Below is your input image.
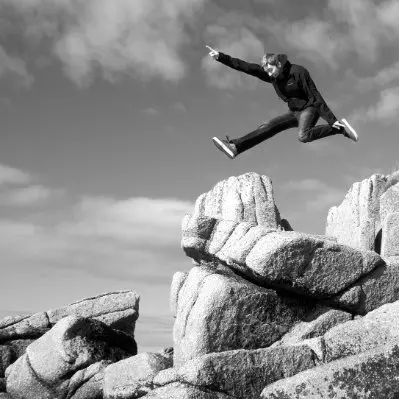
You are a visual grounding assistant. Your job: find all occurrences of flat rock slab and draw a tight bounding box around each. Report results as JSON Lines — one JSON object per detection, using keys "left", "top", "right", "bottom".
{"left": 0, "top": 291, "right": 140, "bottom": 344}
{"left": 173, "top": 264, "right": 318, "bottom": 366}
{"left": 192, "top": 172, "right": 282, "bottom": 228}
{"left": 261, "top": 340, "right": 399, "bottom": 398}
{"left": 182, "top": 216, "right": 383, "bottom": 300}
{"left": 153, "top": 343, "right": 317, "bottom": 399}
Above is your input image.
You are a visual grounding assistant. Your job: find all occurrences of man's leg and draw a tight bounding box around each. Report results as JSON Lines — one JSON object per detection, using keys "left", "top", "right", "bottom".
{"left": 297, "top": 107, "right": 339, "bottom": 143}
{"left": 231, "top": 111, "right": 298, "bottom": 154}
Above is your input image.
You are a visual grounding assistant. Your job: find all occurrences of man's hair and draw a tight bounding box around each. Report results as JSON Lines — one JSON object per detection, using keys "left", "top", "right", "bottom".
{"left": 261, "top": 53, "right": 288, "bottom": 68}
{"left": 261, "top": 53, "right": 278, "bottom": 67}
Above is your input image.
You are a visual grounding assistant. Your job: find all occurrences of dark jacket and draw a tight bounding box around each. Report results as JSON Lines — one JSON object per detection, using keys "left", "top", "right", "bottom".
{"left": 217, "top": 52, "right": 337, "bottom": 125}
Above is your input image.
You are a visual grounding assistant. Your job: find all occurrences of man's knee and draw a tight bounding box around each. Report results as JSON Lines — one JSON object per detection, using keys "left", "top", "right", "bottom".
{"left": 298, "top": 130, "right": 311, "bottom": 143}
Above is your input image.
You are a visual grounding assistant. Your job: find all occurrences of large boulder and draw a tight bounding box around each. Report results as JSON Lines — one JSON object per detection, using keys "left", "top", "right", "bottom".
{"left": 192, "top": 172, "right": 282, "bottom": 228}
{"left": 326, "top": 174, "right": 387, "bottom": 252}
{"left": 104, "top": 351, "right": 173, "bottom": 399}
{"left": 182, "top": 216, "right": 388, "bottom": 313}
{"left": 261, "top": 340, "right": 399, "bottom": 398}
{"left": 173, "top": 264, "right": 318, "bottom": 366}
{"left": 5, "top": 316, "right": 137, "bottom": 399}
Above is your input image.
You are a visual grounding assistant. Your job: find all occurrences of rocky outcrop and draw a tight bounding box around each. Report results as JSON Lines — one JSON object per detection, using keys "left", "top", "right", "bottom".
{"left": 6, "top": 316, "right": 137, "bottom": 399}
{"left": 2, "top": 170, "right": 399, "bottom": 398}
{"left": 326, "top": 174, "right": 387, "bottom": 252}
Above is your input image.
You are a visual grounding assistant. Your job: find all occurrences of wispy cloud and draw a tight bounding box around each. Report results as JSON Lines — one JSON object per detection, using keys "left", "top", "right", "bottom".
{"left": 0, "top": 162, "right": 193, "bottom": 283}
{"left": 0, "top": 185, "right": 61, "bottom": 207}
{"left": 142, "top": 108, "right": 159, "bottom": 116}
{"left": 350, "top": 86, "right": 399, "bottom": 124}
{"left": 2, "top": 0, "right": 208, "bottom": 87}
{"left": 0, "top": 45, "right": 34, "bottom": 88}
{"left": 0, "top": 164, "right": 31, "bottom": 186}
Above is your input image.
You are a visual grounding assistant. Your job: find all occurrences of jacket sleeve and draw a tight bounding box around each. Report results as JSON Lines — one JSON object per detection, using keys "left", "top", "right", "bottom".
{"left": 300, "top": 68, "right": 337, "bottom": 125}
{"left": 217, "top": 52, "right": 271, "bottom": 83}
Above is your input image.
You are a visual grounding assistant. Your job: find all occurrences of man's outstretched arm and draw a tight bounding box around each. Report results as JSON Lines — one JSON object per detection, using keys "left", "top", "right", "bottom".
{"left": 206, "top": 45, "right": 271, "bottom": 82}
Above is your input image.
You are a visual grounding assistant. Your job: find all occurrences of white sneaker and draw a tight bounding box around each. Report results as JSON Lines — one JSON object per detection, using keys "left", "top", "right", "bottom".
{"left": 341, "top": 118, "right": 359, "bottom": 142}
{"left": 212, "top": 136, "right": 238, "bottom": 159}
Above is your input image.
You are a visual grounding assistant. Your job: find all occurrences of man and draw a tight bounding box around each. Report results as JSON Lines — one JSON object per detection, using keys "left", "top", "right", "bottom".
{"left": 206, "top": 45, "right": 358, "bottom": 159}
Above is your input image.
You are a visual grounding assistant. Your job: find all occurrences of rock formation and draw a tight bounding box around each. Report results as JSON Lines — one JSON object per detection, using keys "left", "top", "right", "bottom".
{"left": 2, "top": 170, "right": 399, "bottom": 398}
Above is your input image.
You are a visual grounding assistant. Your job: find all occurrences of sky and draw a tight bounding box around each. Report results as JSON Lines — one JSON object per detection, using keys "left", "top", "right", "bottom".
{"left": 1, "top": 0, "right": 399, "bottom": 352}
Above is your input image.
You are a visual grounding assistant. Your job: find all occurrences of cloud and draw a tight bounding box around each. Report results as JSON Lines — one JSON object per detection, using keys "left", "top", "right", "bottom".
{"left": 0, "top": 164, "right": 31, "bottom": 185}
{"left": 0, "top": 45, "right": 34, "bottom": 88}
{"left": 0, "top": 185, "right": 61, "bottom": 207}
{"left": 2, "top": 0, "right": 208, "bottom": 86}
{"left": 0, "top": 188, "right": 193, "bottom": 282}
{"left": 355, "top": 61, "right": 399, "bottom": 91}
{"left": 202, "top": 25, "right": 264, "bottom": 89}
{"left": 350, "top": 86, "right": 399, "bottom": 124}
{"left": 282, "top": 178, "right": 346, "bottom": 211}
{"left": 142, "top": 108, "right": 159, "bottom": 116}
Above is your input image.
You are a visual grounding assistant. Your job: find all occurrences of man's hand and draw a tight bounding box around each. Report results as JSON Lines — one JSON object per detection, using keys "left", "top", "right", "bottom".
{"left": 332, "top": 121, "right": 345, "bottom": 130}
{"left": 206, "top": 45, "right": 219, "bottom": 60}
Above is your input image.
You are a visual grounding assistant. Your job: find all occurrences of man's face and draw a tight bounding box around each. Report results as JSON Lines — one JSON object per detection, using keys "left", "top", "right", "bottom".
{"left": 263, "top": 62, "right": 281, "bottom": 78}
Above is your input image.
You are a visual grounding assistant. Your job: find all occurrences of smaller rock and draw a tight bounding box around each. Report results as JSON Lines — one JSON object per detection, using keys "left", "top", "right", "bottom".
{"left": 104, "top": 352, "right": 173, "bottom": 399}
{"left": 6, "top": 316, "right": 137, "bottom": 399}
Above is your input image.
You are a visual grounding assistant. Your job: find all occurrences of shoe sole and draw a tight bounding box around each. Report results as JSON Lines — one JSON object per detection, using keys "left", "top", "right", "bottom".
{"left": 212, "top": 137, "right": 236, "bottom": 159}
{"left": 341, "top": 118, "right": 359, "bottom": 142}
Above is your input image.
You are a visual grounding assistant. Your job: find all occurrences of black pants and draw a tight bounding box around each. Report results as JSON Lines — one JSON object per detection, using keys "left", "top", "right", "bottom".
{"left": 232, "top": 107, "right": 339, "bottom": 154}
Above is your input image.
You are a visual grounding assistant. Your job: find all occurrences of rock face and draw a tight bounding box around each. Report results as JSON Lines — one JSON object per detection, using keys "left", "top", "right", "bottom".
{"left": 192, "top": 172, "right": 282, "bottom": 228}
{"left": 173, "top": 264, "right": 318, "bottom": 366}
{"left": 326, "top": 174, "right": 387, "bottom": 252}
{"left": 261, "top": 341, "right": 399, "bottom": 398}
{"left": 6, "top": 316, "right": 137, "bottom": 399}
{"left": 3, "top": 170, "right": 399, "bottom": 398}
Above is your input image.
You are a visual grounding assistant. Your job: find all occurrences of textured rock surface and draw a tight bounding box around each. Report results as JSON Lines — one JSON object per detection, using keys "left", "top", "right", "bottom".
{"left": 0, "top": 312, "right": 50, "bottom": 342}
{"left": 154, "top": 344, "right": 317, "bottom": 399}
{"left": 271, "top": 306, "right": 352, "bottom": 347}
{"left": 381, "top": 212, "right": 399, "bottom": 259}
{"left": 173, "top": 264, "right": 318, "bottom": 366}
{"left": 170, "top": 272, "right": 188, "bottom": 318}
{"left": 146, "top": 382, "right": 234, "bottom": 399}
{"left": 47, "top": 290, "right": 140, "bottom": 335}
{"left": 326, "top": 174, "right": 387, "bottom": 251}
{"left": 6, "top": 316, "right": 137, "bottom": 399}
{"left": 182, "top": 216, "right": 384, "bottom": 311}
{"left": 192, "top": 172, "right": 282, "bottom": 228}
{"left": 104, "top": 352, "right": 173, "bottom": 399}
{"left": 261, "top": 340, "right": 399, "bottom": 398}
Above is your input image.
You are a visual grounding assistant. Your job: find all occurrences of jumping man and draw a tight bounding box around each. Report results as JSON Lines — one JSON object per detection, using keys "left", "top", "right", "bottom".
{"left": 206, "top": 45, "right": 358, "bottom": 159}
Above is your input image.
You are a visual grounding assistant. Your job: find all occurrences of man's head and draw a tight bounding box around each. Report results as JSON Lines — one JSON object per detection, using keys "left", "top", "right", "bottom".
{"left": 261, "top": 53, "right": 285, "bottom": 78}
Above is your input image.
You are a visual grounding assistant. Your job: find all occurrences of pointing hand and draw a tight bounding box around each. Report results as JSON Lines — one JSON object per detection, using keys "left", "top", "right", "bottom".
{"left": 206, "top": 45, "right": 219, "bottom": 60}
